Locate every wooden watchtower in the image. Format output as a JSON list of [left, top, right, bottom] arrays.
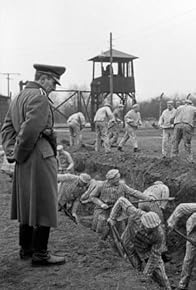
[[89, 49, 138, 126]]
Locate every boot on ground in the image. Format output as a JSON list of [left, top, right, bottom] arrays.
[[32, 251, 65, 267], [19, 248, 33, 260]]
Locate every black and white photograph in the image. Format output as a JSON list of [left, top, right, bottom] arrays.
[[0, 0, 196, 289]]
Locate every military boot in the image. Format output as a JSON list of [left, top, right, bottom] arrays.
[[32, 251, 65, 267], [32, 226, 65, 267], [19, 224, 34, 259]]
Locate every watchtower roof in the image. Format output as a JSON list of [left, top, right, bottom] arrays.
[[88, 49, 138, 63]]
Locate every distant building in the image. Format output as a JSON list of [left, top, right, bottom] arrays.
[[0, 95, 10, 129]]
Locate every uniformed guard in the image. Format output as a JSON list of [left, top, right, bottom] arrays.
[[1, 64, 66, 266]]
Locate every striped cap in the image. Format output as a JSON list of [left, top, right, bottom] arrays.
[[106, 169, 120, 180], [79, 173, 91, 184], [141, 212, 161, 229]]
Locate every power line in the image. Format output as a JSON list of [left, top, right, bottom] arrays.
[[0, 72, 20, 97]]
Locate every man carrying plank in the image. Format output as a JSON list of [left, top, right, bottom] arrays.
[[108, 196, 171, 290], [89, 169, 151, 238]]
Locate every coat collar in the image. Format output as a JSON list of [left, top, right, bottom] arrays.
[[25, 81, 47, 94], [25, 81, 54, 104]]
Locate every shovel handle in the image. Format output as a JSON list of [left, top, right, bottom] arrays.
[[173, 228, 196, 247]]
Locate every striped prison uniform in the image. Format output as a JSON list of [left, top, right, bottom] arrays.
[[108, 107, 122, 146], [57, 150, 74, 174], [139, 181, 170, 253], [167, 203, 196, 289], [110, 197, 171, 290], [158, 107, 176, 157], [80, 179, 104, 203], [67, 112, 86, 148], [94, 106, 114, 153], [58, 174, 89, 208], [91, 181, 149, 234], [118, 109, 142, 149]]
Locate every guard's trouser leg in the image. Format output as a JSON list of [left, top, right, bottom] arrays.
[[33, 226, 50, 254], [31, 226, 65, 266], [19, 224, 34, 254]]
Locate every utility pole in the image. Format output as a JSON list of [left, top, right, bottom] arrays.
[[109, 32, 113, 106], [0, 72, 20, 98]]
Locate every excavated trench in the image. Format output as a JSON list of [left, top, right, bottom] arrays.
[[72, 150, 196, 251], [71, 150, 196, 287]]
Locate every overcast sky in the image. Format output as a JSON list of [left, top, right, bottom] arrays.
[[1, 0, 196, 101]]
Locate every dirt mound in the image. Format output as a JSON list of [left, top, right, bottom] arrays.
[[73, 149, 196, 224], [73, 150, 196, 199]]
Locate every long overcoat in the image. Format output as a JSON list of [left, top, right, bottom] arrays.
[[1, 82, 58, 227]]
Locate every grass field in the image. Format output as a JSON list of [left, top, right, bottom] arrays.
[[56, 127, 196, 160]]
